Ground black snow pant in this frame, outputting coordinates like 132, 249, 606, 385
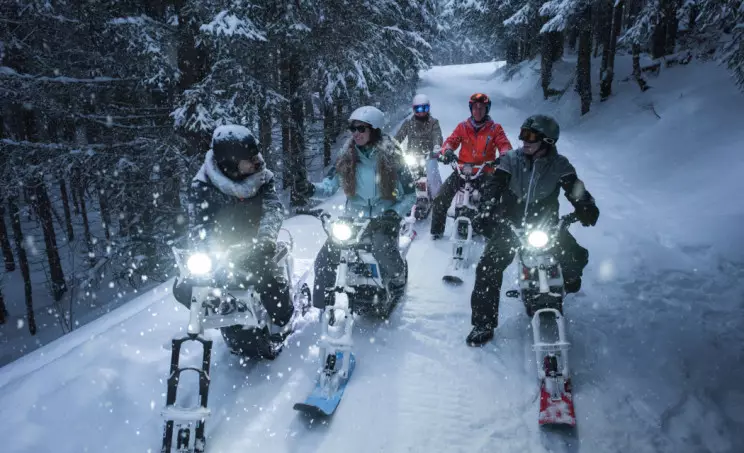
173, 258, 294, 327
430, 171, 486, 236
313, 219, 403, 309
470, 223, 589, 328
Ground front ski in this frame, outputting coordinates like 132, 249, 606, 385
538, 376, 576, 426
294, 351, 356, 417
531, 309, 576, 427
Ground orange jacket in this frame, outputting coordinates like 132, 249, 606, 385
440, 117, 512, 172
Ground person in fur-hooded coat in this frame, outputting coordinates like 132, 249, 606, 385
174, 125, 294, 327
295, 106, 416, 309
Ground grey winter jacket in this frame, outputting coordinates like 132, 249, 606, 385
482, 147, 598, 226
394, 115, 443, 157
187, 149, 284, 247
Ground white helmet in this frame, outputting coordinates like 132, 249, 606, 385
412, 94, 430, 106
348, 106, 385, 130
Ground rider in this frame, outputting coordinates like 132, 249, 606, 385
175, 124, 294, 327
394, 93, 444, 198
295, 106, 416, 308
465, 114, 600, 346
430, 93, 513, 239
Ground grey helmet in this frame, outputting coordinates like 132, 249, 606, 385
520, 114, 560, 145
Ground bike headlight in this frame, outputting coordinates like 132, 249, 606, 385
527, 231, 549, 248
404, 154, 417, 167
187, 252, 212, 275
332, 223, 353, 241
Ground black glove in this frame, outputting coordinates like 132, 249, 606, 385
293, 174, 315, 198
576, 204, 599, 227
382, 209, 402, 223
438, 149, 457, 164
251, 239, 276, 260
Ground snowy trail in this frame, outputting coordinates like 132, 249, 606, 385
2, 60, 744, 453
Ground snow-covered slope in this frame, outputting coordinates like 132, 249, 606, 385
1, 57, 743, 453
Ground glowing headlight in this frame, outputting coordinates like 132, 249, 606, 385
332, 223, 353, 241
527, 231, 549, 248
187, 253, 212, 275
404, 154, 417, 167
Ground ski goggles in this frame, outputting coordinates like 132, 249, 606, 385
413, 104, 430, 113
348, 124, 370, 133
519, 128, 556, 145
470, 93, 490, 104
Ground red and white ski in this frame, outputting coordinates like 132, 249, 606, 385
538, 376, 576, 426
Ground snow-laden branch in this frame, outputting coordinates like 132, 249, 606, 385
200, 10, 266, 41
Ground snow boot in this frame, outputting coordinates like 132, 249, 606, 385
466, 325, 494, 346
564, 277, 582, 294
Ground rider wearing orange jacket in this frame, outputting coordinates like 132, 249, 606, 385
431, 93, 513, 239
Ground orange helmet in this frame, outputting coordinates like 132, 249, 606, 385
469, 93, 491, 114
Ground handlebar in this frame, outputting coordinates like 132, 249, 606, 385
295, 207, 328, 219
506, 213, 579, 233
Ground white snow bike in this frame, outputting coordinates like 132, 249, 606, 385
161, 231, 311, 452
292, 207, 416, 416
504, 213, 580, 426
442, 159, 496, 284
404, 152, 431, 221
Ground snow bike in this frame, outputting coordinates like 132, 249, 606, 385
292, 207, 416, 417
404, 152, 431, 220
504, 213, 579, 427
162, 230, 311, 453
442, 159, 496, 284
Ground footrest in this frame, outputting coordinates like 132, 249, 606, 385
161, 405, 211, 422
533, 342, 571, 352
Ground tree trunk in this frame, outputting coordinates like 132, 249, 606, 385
280, 52, 292, 191
258, 99, 273, 164
58, 178, 74, 242
541, 32, 563, 99
97, 180, 111, 241
600, 0, 625, 101
70, 171, 81, 215
506, 38, 521, 65
9, 197, 36, 335
75, 169, 92, 248
688, 4, 698, 32
552, 32, 565, 61
664, 0, 679, 55
0, 288, 6, 325
334, 100, 344, 138
30, 178, 67, 301
0, 204, 15, 271
567, 27, 579, 52
577, 3, 593, 115
323, 102, 334, 167
632, 43, 650, 91
288, 55, 308, 207
175, 0, 212, 154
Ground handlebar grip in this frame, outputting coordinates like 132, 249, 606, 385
295, 207, 325, 218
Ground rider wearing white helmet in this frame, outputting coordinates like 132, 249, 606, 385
394, 94, 444, 198
295, 106, 416, 308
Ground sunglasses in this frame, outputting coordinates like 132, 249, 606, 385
413, 104, 430, 113
348, 124, 370, 133
519, 128, 556, 145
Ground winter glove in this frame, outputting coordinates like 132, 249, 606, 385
576, 204, 599, 227
381, 209, 402, 223
251, 239, 276, 262
438, 149, 457, 164
293, 172, 315, 197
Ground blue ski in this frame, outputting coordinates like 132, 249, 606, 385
293, 352, 356, 417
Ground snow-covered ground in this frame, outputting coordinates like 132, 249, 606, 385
1, 56, 743, 453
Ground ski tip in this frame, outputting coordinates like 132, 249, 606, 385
293, 403, 331, 418
442, 275, 464, 285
